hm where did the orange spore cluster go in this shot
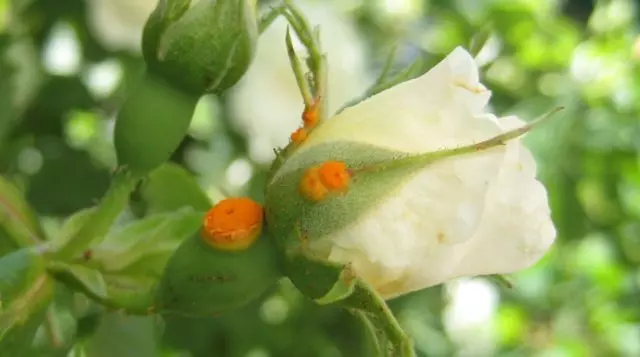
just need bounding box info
[290,98,322,146]
[290,128,308,145]
[318,161,350,191]
[299,161,351,201]
[299,167,328,201]
[201,197,264,251]
[302,100,320,128]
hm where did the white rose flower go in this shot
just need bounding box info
[86,0,157,53]
[269,47,556,300]
[229,1,371,164]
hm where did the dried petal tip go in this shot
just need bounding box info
[299,161,351,201]
[202,198,264,251]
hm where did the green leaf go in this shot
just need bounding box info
[137,163,211,215]
[51,208,95,249]
[0,175,44,253]
[54,169,140,260]
[49,209,202,313]
[0,248,55,356]
[94,208,203,273]
[47,262,156,314]
[0,34,41,143]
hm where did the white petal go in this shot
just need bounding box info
[452,144,556,277]
[298,47,492,155]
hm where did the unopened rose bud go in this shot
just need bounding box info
[142,0,259,95]
[265,47,557,301]
[156,198,281,315]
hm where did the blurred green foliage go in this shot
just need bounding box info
[1,0,639,356]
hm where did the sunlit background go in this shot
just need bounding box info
[1,0,639,356]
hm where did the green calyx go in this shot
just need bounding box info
[143,0,259,96]
[155,226,281,317]
[265,141,422,253]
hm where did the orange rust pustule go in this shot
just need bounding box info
[299,161,351,202]
[290,127,308,145]
[302,99,320,128]
[299,167,329,201]
[318,161,350,191]
[201,198,264,251]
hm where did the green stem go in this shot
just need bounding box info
[341,280,415,357]
[285,27,313,106]
[54,168,140,260]
[259,5,286,33]
[354,310,385,357]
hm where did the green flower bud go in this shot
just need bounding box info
[155,198,281,316]
[142,0,259,95]
[264,47,557,303]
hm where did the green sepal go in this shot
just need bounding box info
[143,0,259,95]
[282,248,356,305]
[0,248,55,355]
[155,228,281,317]
[48,208,202,314]
[265,141,421,251]
[142,0,192,65]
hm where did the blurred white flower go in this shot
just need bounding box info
[274,47,556,299]
[443,278,499,356]
[229,1,372,164]
[86,0,157,53]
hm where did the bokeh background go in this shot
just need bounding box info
[1,0,640,356]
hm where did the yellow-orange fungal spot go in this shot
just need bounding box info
[302,99,320,128]
[290,127,308,145]
[201,197,264,251]
[299,167,328,201]
[318,161,350,192]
